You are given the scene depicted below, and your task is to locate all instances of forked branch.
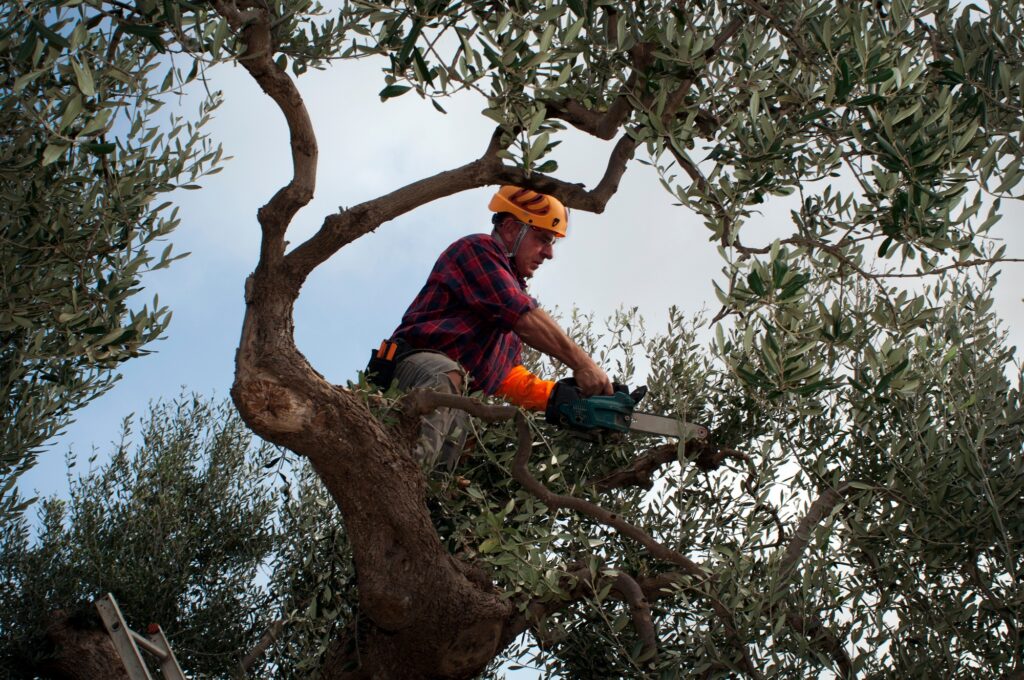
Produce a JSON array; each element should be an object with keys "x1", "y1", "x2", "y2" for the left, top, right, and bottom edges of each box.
[{"x1": 586, "y1": 440, "x2": 725, "y2": 492}]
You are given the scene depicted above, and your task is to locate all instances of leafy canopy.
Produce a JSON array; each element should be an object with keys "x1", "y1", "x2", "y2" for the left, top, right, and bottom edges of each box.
[
  {"x1": 0, "y1": 0, "x2": 225, "y2": 512},
  {"x1": 1, "y1": 0, "x2": 1022, "y2": 676},
  {"x1": 0, "y1": 395, "x2": 279, "y2": 678}
]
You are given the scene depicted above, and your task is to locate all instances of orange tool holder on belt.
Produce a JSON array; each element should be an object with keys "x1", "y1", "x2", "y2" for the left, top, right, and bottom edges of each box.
[{"x1": 365, "y1": 339, "x2": 410, "y2": 388}]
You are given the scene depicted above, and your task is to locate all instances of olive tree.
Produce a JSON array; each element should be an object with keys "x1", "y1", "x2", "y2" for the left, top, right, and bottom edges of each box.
[
  {"x1": 8, "y1": 0, "x2": 1024, "y2": 677},
  {"x1": 0, "y1": 394, "x2": 279, "y2": 679},
  {"x1": 0, "y1": 0, "x2": 224, "y2": 515}
]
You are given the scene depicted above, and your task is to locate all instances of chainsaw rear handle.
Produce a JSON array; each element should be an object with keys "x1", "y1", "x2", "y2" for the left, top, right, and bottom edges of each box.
[{"x1": 544, "y1": 378, "x2": 647, "y2": 432}]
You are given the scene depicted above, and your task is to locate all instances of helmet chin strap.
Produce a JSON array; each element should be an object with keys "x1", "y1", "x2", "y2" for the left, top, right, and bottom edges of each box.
[
  {"x1": 508, "y1": 223, "x2": 530, "y2": 259},
  {"x1": 496, "y1": 222, "x2": 530, "y2": 274}
]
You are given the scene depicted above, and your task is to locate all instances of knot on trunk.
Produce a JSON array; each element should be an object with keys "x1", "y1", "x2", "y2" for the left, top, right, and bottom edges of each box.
[
  {"x1": 436, "y1": 619, "x2": 503, "y2": 678},
  {"x1": 233, "y1": 378, "x2": 312, "y2": 434}
]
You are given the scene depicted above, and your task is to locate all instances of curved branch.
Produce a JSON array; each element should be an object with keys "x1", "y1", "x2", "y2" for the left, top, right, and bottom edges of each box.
[
  {"x1": 285, "y1": 129, "x2": 507, "y2": 279},
  {"x1": 398, "y1": 389, "x2": 518, "y2": 424},
  {"x1": 284, "y1": 125, "x2": 640, "y2": 282},
  {"x1": 777, "y1": 484, "x2": 850, "y2": 583},
  {"x1": 544, "y1": 44, "x2": 654, "y2": 140},
  {"x1": 586, "y1": 440, "x2": 724, "y2": 492},
  {"x1": 510, "y1": 414, "x2": 706, "y2": 577},
  {"x1": 494, "y1": 132, "x2": 640, "y2": 213},
  {"x1": 612, "y1": 570, "x2": 659, "y2": 662},
  {"x1": 212, "y1": 0, "x2": 316, "y2": 267},
  {"x1": 509, "y1": 415, "x2": 764, "y2": 678},
  {"x1": 396, "y1": 389, "x2": 518, "y2": 445},
  {"x1": 281, "y1": 9, "x2": 756, "y2": 286}
]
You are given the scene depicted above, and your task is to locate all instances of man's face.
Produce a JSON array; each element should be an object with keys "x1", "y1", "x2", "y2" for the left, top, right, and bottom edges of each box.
[{"x1": 503, "y1": 222, "x2": 556, "y2": 278}]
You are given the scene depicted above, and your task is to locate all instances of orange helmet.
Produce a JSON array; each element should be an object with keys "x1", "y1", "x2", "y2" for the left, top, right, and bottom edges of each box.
[{"x1": 488, "y1": 186, "x2": 568, "y2": 237}]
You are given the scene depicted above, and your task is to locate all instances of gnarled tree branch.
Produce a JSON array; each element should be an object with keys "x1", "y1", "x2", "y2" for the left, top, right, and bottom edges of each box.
[
  {"x1": 586, "y1": 440, "x2": 725, "y2": 492},
  {"x1": 213, "y1": 0, "x2": 316, "y2": 267}
]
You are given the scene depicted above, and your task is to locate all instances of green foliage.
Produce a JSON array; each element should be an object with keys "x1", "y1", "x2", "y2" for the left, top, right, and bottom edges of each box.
[
  {"x1": 0, "y1": 394, "x2": 279, "y2": 678},
  {"x1": 424, "y1": 287, "x2": 1022, "y2": 677},
  {"x1": 2, "y1": 0, "x2": 1022, "y2": 676},
  {"x1": 0, "y1": 0, "x2": 226, "y2": 503},
  {"x1": 263, "y1": 462, "x2": 357, "y2": 678}
]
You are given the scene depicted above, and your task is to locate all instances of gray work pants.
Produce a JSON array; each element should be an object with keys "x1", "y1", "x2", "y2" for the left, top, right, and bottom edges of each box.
[{"x1": 394, "y1": 351, "x2": 469, "y2": 470}]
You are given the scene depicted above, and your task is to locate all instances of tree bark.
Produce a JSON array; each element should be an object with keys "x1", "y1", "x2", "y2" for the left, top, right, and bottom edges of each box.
[
  {"x1": 231, "y1": 271, "x2": 514, "y2": 678},
  {"x1": 36, "y1": 610, "x2": 130, "y2": 680}
]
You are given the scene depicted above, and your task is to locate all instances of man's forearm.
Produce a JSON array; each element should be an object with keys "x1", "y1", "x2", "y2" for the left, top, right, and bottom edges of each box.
[
  {"x1": 513, "y1": 308, "x2": 590, "y2": 370},
  {"x1": 514, "y1": 308, "x2": 612, "y2": 396}
]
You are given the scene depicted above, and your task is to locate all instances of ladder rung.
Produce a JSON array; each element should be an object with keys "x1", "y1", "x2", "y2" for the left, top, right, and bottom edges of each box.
[{"x1": 129, "y1": 629, "x2": 168, "y2": 660}]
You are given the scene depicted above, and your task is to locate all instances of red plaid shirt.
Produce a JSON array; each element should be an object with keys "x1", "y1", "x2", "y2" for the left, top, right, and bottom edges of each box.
[{"x1": 393, "y1": 233, "x2": 537, "y2": 394}]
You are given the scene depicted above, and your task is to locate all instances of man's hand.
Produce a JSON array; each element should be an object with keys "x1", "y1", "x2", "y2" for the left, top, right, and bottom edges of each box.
[
  {"x1": 573, "y1": 360, "x2": 613, "y2": 396},
  {"x1": 514, "y1": 308, "x2": 613, "y2": 396}
]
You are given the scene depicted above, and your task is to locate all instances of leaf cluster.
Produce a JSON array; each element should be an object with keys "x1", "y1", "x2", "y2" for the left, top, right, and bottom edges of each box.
[{"x1": 0, "y1": 0, "x2": 226, "y2": 509}]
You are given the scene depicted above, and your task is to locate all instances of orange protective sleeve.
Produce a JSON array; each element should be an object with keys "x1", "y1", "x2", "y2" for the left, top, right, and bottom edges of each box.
[{"x1": 495, "y1": 365, "x2": 556, "y2": 411}]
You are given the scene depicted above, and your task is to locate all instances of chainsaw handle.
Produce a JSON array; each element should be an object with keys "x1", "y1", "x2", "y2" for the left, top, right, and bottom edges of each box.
[
  {"x1": 545, "y1": 378, "x2": 642, "y2": 433},
  {"x1": 544, "y1": 379, "x2": 582, "y2": 427}
]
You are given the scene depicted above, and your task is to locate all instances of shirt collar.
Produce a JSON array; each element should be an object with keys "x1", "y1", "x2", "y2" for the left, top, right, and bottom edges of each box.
[{"x1": 486, "y1": 232, "x2": 529, "y2": 289}]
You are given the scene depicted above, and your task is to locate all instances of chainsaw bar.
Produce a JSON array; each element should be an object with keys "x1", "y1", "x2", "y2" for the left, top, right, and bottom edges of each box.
[
  {"x1": 550, "y1": 385, "x2": 710, "y2": 443},
  {"x1": 626, "y1": 412, "x2": 709, "y2": 441}
]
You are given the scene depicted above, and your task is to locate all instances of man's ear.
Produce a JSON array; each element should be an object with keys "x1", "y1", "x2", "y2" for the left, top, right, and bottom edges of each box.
[{"x1": 493, "y1": 217, "x2": 513, "y2": 245}]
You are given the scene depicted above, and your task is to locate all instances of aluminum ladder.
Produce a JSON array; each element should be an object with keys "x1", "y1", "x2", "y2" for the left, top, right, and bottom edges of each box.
[{"x1": 95, "y1": 593, "x2": 187, "y2": 680}]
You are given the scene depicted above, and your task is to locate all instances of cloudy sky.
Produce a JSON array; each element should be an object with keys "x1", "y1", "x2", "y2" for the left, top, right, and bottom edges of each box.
[{"x1": 18, "y1": 50, "x2": 1024, "y2": 509}]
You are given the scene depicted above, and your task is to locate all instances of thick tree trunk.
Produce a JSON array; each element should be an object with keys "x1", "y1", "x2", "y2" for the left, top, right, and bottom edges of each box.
[
  {"x1": 36, "y1": 610, "x2": 129, "y2": 680},
  {"x1": 231, "y1": 272, "x2": 513, "y2": 678}
]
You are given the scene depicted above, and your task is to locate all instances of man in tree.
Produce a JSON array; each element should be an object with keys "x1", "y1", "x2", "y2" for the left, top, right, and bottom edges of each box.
[{"x1": 378, "y1": 185, "x2": 613, "y2": 468}]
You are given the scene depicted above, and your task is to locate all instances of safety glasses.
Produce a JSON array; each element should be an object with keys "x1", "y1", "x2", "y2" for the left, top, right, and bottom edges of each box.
[{"x1": 527, "y1": 225, "x2": 557, "y2": 247}]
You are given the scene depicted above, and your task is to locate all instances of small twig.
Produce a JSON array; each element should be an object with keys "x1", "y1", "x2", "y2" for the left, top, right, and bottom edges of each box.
[
  {"x1": 236, "y1": 619, "x2": 284, "y2": 677},
  {"x1": 511, "y1": 413, "x2": 706, "y2": 577}
]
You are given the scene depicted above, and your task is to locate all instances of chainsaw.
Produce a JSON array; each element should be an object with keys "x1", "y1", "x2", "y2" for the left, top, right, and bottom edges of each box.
[{"x1": 544, "y1": 378, "x2": 709, "y2": 443}]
